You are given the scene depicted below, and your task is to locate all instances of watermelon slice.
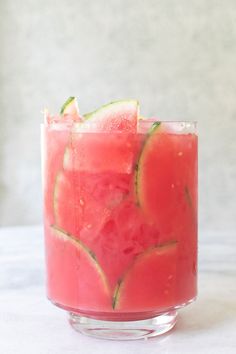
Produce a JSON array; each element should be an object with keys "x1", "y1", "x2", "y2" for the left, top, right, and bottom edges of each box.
[
  {"x1": 63, "y1": 100, "x2": 140, "y2": 173},
  {"x1": 53, "y1": 171, "x2": 81, "y2": 236},
  {"x1": 60, "y1": 96, "x2": 79, "y2": 116},
  {"x1": 83, "y1": 99, "x2": 139, "y2": 132},
  {"x1": 136, "y1": 123, "x2": 197, "y2": 241},
  {"x1": 53, "y1": 170, "x2": 115, "y2": 237},
  {"x1": 92, "y1": 200, "x2": 160, "y2": 291},
  {"x1": 113, "y1": 241, "x2": 177, "y2": 311},
  {"x1": 43, "y1": 128, "x2": 70, "y2": 226},
  {"x1": 47, "y1": 226, "x2": 111, "y2": 311},
  {"x1": 44, "y1": 97, "x2": 81, "y2": 124},
  {"x1": 63, "y1": 132, "x2": 139, "y2": 174}
]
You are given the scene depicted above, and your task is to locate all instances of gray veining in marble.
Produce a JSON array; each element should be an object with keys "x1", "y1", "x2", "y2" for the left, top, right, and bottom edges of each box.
[{"x1": 0, "y1": 226, "x2": 235, "y2": 353}]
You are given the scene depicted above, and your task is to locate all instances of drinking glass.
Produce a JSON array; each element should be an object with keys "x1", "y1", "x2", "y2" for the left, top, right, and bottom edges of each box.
[{"x1": 41, "y1": 120, "x2": 197, "y2": 340}]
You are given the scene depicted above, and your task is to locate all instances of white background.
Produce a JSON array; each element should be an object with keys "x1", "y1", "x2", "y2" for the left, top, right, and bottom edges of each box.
[{"x1": 0, "y1": 0, "x2": 236, "y2": 233}]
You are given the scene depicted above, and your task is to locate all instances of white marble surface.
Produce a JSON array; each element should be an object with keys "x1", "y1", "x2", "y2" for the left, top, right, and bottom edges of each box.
[{"x1": 0, "y1": 226, "x2": 235, "y2": 354}]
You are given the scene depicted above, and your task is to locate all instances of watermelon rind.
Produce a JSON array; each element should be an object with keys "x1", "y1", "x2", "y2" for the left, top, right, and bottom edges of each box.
[
  {"x1": 60, "y1": 96, "x2": 79, "y2": 115},
  {"x1": 51, "y1": 225, "x2": 110, "y2": 295},
  {"x1": 83, "y1": 99, "x2": 139, "y2": 121},
  {"x1": 135, "y1": 121, "x2": 161, "y2": 206},
  {"x1": 112, "y1": 240, "x2": 177, "y2": 309}
]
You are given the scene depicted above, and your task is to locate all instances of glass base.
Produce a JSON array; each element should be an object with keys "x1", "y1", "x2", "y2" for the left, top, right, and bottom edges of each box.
[{"x1": 69, "y1": 310, "x2": 178, "y2": 340}]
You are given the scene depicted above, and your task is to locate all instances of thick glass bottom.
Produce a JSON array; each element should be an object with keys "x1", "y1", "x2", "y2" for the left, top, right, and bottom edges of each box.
[{"x1": 69, "y1": 310, "x2": 178, "y2": 340}]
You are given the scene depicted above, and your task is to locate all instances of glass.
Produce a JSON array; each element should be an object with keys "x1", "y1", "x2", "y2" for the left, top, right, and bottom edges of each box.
[{"x1": 41, "y1": 119, "x2": 198, "y2": 340}]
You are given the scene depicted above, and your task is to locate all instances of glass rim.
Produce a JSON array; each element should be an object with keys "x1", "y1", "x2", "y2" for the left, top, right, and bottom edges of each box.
[
  {"x1": 41, "y1": 120, "x2": 197, "y2": 125},
  {"x1": 41, "y1": 120, "x2": 197, "y2": 134}
]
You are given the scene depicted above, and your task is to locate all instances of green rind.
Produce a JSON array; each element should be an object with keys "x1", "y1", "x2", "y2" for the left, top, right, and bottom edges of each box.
[
  {"x1": 60, "y1": 96, "x2": 76, "y2": 115},
  {"x1": 62, "y1": 99, "x2": 140, "y2": 167},
  {"x1": 148, "y1": 121, "x2": 161, "y2": 134},
  {"x1": 136, "y1": 123, "x2": 195, "y2": 213},
  {"x1": 184, "y1": 185, "x2": 193, "y2": 208},
  {"x1": 51, "y1": 225, "x2": 96, "y2": 259},
  {"x1": 112, "y1": 278, "x2": 122, "y2": 309},
  {"x1": 83, "y1": 99, "x2": 139, "y2": 120},
  {"x1": 135, "y1": 121, "x2": 161, "y2": 206},
  {"x1": 50, "y1": 225, "x2": 110, "y2": 294},
  {"x1": 112, "y1": 240, "x2": 177, "y2": 309}
]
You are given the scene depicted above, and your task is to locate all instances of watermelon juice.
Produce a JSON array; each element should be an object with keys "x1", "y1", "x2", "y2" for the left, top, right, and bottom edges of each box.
[{"x1": 42, "y1": 99, "x2": 197, "y2": 339}]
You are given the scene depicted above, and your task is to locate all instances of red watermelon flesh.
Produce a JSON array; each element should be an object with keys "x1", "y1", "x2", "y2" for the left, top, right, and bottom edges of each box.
[
  {"x1": 136, "y1": 127, "x2": 198, "y2": 306},
  {"x1": 53, "y1": 170, "x2": 133, "y2": 238},
  {"x1": 63, "y1": 132, "x2": 140, "y2": 174},
  {"x1": 43, "y1": 128, "x2": 70, "y2": 226},
  {"x1": 53, "y1": 170, "x2": 82, "y2": 236},
  {"x1": 113, "y1": 242, "x2": 177, "y2": 311},
  {"x1": 79, "y1": 200, "x2": 161, "y2": 291},
  {"x1": 83, "y1": 100, "x2": 139, "y2": 132},
  {"x1": 44, "y1": 100, "x2": 197, "y2": 313},
  {"x1": 46, "y1": 226, "x2": 111, "y2": 311},
  {"x1": 137, "y1": 131, "x2": 198, "y2": 243}
]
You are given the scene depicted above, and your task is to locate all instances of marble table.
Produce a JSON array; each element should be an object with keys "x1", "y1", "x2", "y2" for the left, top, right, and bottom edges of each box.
[{"x1": 0, "y1": 226, "x2": 235, "y2": 354}]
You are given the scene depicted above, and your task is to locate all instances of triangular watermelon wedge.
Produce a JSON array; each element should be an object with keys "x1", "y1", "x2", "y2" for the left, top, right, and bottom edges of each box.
[
  {"x1": 60, "y1": 97, "x2": 79, "y2": 116},
  {"x1": 46, "y1": 226, "x2": 112, "y2": 311},
  {"x1": 113, "y1": 241, "x2": 177, "y2": 312},
  {"x1": 83, "y1": 100, "x2": 139, "y2": 132}
]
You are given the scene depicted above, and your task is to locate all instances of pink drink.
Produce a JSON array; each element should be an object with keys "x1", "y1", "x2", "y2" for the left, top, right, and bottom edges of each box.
[{"x1": 42, "y1": 99, "x2": 197, "y2": 339}]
